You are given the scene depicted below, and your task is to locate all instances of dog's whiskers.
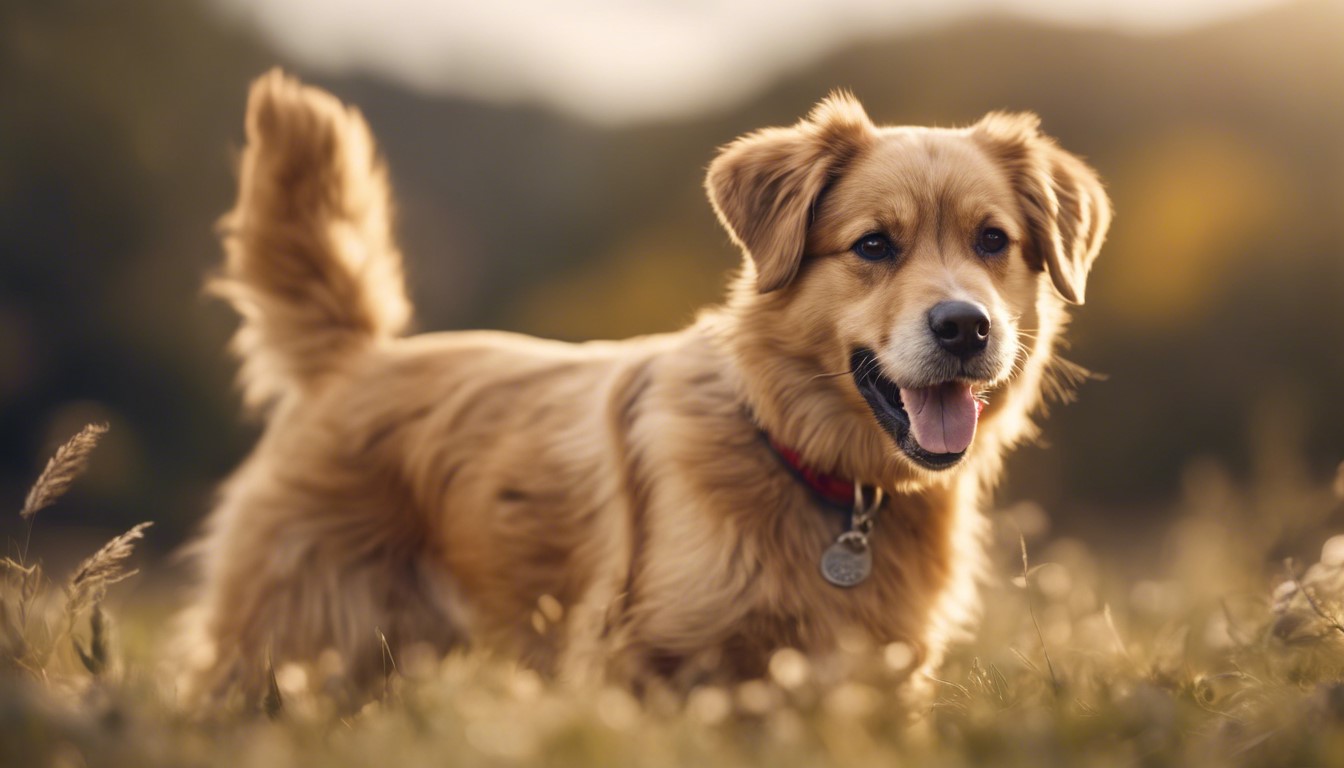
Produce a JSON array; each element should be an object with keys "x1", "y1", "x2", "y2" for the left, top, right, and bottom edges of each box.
[
  {"x1": 855, "y1": 355, "x2": 885, "y2": 382},
  {"x1": 1007, "y1": 347, "x2": 1033, "y2": 380}
]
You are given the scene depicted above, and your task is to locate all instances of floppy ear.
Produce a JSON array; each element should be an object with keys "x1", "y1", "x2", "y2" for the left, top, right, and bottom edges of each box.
[
  {"x1": 705, "y1": 93, "x2": 875, "y2": 293},
  {"x1": 974, "y1": 112, "x2": 1112, "y2": 305}
]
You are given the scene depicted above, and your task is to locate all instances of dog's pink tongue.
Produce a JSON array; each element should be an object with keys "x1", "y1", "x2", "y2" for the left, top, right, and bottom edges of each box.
[{"x1": 900, "y1": 383, "x2": 980, "y2": 455}]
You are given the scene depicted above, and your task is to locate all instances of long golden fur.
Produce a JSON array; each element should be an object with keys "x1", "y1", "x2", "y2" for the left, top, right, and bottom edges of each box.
[{"x1": 177, "y1": 71, "x2": 1111, "y2": 705}]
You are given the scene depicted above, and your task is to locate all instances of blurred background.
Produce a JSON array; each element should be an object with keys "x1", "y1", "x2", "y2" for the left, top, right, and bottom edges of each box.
[{"x1": 1, "y1": 0, "x2": 1341, "y2": 564}]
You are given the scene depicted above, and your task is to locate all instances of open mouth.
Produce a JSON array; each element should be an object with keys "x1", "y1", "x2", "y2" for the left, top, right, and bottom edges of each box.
[{"x1": 849, "y1": 348, "x2": 985, "y2": 471}]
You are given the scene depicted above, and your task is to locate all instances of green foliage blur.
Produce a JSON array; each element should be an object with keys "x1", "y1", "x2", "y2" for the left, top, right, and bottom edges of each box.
[{"x1": 1, "y1": 0, "x2": 1341, "y2": 549}]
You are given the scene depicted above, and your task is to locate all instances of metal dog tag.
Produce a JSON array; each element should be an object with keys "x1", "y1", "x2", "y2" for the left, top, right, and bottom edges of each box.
[{"x1": 821, "y1": 531, "x2": 872, "y2": 587}]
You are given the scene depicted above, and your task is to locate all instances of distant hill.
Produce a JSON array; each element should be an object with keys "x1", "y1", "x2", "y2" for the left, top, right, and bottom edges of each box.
[{"x1": 318, "y1": 0, "x2": 1343, "y2": 526}]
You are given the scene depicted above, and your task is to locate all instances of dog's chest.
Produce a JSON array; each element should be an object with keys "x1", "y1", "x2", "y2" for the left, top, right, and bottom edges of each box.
[{"x1": 625, "y1": 486, "x2": 941, "y2": 663}]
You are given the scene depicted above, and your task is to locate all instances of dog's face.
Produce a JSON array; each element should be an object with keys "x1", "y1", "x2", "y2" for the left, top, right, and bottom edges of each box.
[{"x1": 707, "y1": 95, "x2": 1110, "y2": 473}]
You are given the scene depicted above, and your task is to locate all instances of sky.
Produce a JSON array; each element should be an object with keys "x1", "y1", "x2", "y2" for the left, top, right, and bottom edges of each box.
[{"x1": 213, "y1": 0, "x2": 1290, "y2": 124}]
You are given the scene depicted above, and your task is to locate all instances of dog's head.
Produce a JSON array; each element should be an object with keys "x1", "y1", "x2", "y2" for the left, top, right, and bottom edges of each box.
[{"x1": 707, "y1": 95, "x2": 1110, "y2": 475}]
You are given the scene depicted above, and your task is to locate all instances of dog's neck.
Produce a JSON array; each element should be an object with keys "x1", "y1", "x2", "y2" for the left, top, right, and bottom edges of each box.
[
  {"x1": 697, "y1": 274, "x2": 930, "y2": 495},
  {"x1": 763, "y1": 433, "x2": 864, "y2": 509}
]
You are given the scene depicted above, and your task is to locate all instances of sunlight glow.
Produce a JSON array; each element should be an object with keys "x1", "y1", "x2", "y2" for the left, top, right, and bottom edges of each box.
[{"x1": 213, "y1": 0, "x2": 1290, "y2": 123}]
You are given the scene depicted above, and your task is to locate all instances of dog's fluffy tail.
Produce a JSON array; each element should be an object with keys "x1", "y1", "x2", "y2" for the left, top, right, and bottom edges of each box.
[{"x1": 212, "y1": 70, "x2": 412, "y2": 411}]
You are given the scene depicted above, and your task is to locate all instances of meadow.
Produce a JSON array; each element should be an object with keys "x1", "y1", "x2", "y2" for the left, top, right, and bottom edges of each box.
[{"x1": 4, "y1": 425, "x2": 1344, "y2": 768}]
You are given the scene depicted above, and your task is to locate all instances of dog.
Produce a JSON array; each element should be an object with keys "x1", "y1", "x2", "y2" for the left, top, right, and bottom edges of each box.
[{"x1": 177, "y1": 70, "x2": 1110, "y2": 705}]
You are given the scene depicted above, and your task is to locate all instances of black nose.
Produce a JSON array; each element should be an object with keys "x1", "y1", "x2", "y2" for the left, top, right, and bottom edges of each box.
[{"x1": 928, "y1": 301, "x2": 991, "y2": 359}]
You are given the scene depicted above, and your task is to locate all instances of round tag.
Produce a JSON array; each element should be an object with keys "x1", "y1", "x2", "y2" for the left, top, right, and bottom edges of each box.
[{"x1": 820, "y1": 532, "x2": 872, "y2": 587}]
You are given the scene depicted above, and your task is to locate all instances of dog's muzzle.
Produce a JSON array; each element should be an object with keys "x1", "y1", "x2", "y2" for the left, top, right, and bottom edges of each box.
[{"x1": 850, "y1": 348, "x2": 986, "y2": 470}]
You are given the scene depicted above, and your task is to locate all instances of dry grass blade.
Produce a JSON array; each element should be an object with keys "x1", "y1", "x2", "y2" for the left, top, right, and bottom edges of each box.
[
  {"x1": 1283, "y1": 558, "x2": 1344, "y2": 637},
  {"x1": 1019, "y1": 532, "x2": 1061, "y2": 694},
  {"x1": 1, "y1": 594, "x2": 29, "y2": 664},
  {"x1": 74, "y1": 604, "x2": 108, "y2": 676},
  {"x1": 66, "y1": 522, "x2": 152, "y2": 619},
  {"x1": 263, "y1": 652, "x2": 283, "y2": 719},
  {"x1": 1103, "y1": 604, "x2": 1137, "y2": 665},
  {"x1": 968, "y1": 657, "x2": 1011, "y2": 707},
  {"x1": 2, "y1": 559, "x2": 43, "y2": 635},
  {"x1": 20, "y1": 423, "x2": 109, "y2": 521},
  {"x1": 377, "y1": 627, "x2": 397, "y2": 676},
  {"x1": 377, "y1": 627, "x2": 399, "y2": 701}
]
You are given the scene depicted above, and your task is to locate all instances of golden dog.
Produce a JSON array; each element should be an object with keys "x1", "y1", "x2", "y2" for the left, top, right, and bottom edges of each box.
[{"x1": 179, "y1": 71, "x2": 1110, "y2": 704}]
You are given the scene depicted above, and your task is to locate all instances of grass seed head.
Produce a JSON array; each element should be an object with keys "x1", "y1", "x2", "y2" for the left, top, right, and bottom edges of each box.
[
  {"x1": 20, "y1": 423, "x2": 109, "y2": 522},
  {"x1": 65, "y1": 522, "x2": 152, "y2": 620}
]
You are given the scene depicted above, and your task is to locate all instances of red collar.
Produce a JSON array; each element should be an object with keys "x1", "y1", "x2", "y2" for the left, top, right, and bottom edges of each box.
[{"x1": 768, "y1": 438, "x2": 857, "y2": 508}]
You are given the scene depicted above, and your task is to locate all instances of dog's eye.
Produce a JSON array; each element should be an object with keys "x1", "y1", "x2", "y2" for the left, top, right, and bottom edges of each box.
[
  {"x1": 977, "y1": 227, "x2": 1009, "y2": 256},
  {"x1": 852, "y1": 234, "x2": 896, "y2": 261}
]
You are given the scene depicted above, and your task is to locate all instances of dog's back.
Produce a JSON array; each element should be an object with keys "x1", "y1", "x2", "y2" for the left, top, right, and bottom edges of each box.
[
  {"x1": 181, "y1": 73, "x2": 495, "y2": 700},
  {"x1": 182, "y1": 74, "x2": 673, "y2": 700}
]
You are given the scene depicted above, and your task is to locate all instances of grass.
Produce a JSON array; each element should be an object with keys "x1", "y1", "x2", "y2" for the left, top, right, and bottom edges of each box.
[{"x1": 4, "y1": 426, "x2": 1344, "y2": 767}]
